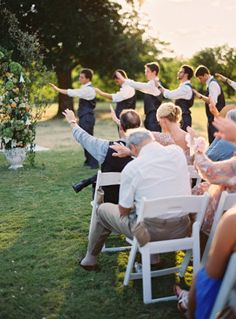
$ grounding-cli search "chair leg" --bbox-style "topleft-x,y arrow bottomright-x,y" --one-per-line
193,236 -> 200,274
179,250 -> 192,277
124,240 -> 138,286
141,248 -> 152,304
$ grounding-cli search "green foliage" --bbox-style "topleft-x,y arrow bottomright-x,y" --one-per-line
0,49 -> 37,158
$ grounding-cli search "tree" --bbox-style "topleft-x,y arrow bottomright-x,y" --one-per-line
2,0 -> 163,116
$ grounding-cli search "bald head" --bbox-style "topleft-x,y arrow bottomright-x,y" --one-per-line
119,109 -> 141,132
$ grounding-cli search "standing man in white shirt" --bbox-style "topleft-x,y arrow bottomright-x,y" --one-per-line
158,65 -> 194,131
95,69 -> 136,118
50,68 -> 98,169
79,129 -> 191,270
194,65 -> 225,143
116,62 -> 162,131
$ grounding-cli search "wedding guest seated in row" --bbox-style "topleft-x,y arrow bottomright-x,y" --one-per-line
206,109 -> 236,162
111,102 -> 192,164
80,129 -> 191,270
186,125 -> 236,250
63,109 -> 141,203
175,206 -> 236,318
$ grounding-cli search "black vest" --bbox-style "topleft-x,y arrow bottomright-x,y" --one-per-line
101,140 -> 133,204
77,85 -> 96,117
205,78 -> 225,117
144,93 -> 162,114
115,94 -> 136,118
175,83 -> 194,114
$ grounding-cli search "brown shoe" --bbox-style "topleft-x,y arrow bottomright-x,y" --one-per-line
79,261 -> 99,272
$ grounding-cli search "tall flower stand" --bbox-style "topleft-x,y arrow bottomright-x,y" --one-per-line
4,147 -> 26,170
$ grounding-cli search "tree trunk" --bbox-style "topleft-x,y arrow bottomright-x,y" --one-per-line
56,69 -> 74,117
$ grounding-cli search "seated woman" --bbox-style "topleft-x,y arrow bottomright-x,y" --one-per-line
206,109 -> 236,161
187,99 -> 236,236
175,206 -> 236,319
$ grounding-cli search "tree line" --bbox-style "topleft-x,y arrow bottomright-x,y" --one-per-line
1,0 -> 236,116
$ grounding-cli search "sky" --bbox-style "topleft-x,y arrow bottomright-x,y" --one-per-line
118,0 -> 236,58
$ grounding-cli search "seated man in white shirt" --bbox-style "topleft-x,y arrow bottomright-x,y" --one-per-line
95,69 -> 136,118
80,128 -> 191,270
116,63 -> 163,131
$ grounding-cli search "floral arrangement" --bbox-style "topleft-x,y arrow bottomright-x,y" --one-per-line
0,49 -> 36,150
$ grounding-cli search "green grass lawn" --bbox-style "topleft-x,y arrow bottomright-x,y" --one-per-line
0,100 -> 235,319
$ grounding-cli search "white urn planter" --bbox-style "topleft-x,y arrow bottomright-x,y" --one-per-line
4,147 -> 27,170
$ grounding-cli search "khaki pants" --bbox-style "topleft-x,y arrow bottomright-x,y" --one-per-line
88,203 -> 191,256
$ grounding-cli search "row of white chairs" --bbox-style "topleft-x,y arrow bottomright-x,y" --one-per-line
89,170 -> 236,312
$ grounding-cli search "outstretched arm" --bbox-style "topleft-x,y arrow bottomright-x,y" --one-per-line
62,109 -> 109,163
215,73 -> 236,90
192,88 -> 210,103
95,88 -> 112,100
49,83 -> 68,95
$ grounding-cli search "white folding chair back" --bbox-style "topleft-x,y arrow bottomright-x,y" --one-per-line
209,252 -> 236,319
188,165 -> 202,187
123,193 -> 209,304
89,170 -> 130,252
201,191 -> 236,266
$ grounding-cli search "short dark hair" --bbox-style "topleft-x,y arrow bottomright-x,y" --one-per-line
145,62 -> 160,75
194,65 -> 210,77
80,68 -> 93,80
182,65 -> 194,80
112,69 -> 128,80
120,109 -> 141,132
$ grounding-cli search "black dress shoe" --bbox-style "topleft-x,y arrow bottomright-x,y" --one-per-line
72,179 -> 92,193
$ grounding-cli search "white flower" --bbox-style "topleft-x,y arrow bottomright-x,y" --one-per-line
25,118 -> 31,125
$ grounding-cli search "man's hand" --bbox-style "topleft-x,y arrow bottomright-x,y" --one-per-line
213,117 -> 236,143
110,104 -> 120,126
115,71 -> 125,84
62,108 -> 77,124
215,73 -> 227,83
118,204 -> 132,216
110,142 -> 131,158
49,83 -> 59,91
208,97 -> 220,117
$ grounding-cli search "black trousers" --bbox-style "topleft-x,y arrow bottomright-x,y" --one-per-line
144,111 -> 161,132
79,113 -> 98,168
181,112 -> 192,131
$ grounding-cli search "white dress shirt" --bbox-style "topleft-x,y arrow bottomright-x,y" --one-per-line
206,76 -> 221,104
111,83 -> 135,102
67,82 -> 96,100
163,80 -> 193,100
124,78 -> 161,97
119,142 -> 191,218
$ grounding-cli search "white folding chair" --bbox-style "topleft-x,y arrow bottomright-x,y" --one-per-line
123,193 -> 209,304
188,165 -> 202,187
89,170 -> 131,253
209,252 -> 236,319
201,191 -> 236,266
